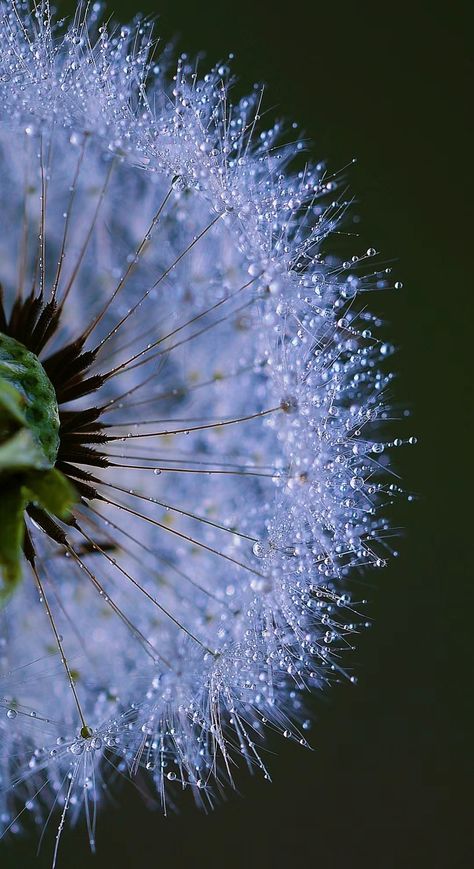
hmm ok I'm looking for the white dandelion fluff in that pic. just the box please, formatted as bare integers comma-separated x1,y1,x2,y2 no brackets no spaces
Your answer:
0,0,410,858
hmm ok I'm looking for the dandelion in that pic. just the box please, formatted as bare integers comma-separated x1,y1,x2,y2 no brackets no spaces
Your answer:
0,0,408,859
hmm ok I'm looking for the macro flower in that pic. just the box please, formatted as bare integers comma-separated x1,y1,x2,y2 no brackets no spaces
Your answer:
0,0,408,860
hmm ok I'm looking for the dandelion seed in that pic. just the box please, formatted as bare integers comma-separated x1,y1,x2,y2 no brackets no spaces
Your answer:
0,0,410,858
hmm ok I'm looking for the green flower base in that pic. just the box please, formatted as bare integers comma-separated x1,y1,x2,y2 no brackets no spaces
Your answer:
0,333,76,598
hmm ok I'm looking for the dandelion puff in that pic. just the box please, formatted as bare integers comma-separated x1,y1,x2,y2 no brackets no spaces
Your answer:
0,0,411,857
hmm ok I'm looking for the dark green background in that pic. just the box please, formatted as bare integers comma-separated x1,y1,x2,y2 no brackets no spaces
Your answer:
2,1,471,866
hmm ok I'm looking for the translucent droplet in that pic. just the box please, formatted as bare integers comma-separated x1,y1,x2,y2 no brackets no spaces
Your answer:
252,541,271,558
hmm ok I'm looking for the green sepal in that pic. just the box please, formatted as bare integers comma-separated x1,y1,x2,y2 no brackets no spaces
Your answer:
0,377,28,428
0,334,60,465
23,468,77,520
0,377,52,474
0,340,77,601
0,486,27,599
0,470,77,602
0,427,51,473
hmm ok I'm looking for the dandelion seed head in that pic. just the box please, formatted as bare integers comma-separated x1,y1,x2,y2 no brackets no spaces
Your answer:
0,0,409,850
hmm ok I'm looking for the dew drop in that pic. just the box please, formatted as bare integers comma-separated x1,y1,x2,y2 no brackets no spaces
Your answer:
252,541,271,558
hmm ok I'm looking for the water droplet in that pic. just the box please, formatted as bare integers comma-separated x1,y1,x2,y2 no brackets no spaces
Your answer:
371,443,384,454
252,541,271,558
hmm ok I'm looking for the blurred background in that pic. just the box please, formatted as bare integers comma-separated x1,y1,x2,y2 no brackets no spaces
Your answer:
2,1,471,866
